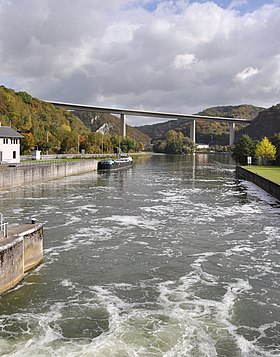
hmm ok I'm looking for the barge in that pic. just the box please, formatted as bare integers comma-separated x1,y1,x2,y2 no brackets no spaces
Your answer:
97,155,133,171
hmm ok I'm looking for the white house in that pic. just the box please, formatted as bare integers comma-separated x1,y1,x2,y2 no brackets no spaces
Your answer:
0,125,23,164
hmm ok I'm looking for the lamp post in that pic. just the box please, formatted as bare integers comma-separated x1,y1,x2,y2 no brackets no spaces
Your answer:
102,133,104,155
77,135,80,154
46,131,49,155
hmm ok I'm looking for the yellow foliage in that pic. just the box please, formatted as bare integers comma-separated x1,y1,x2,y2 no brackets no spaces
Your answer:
255,137,276,164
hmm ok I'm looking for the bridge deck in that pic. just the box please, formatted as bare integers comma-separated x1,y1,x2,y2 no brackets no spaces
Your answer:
47,101,252,124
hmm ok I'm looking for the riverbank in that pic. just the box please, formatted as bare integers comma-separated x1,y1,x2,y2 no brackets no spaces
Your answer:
0,159,98,190
0,153,152,190
242,165,280,184
236,165,280,200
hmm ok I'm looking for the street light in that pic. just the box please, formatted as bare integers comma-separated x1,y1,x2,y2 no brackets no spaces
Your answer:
77,134,80,154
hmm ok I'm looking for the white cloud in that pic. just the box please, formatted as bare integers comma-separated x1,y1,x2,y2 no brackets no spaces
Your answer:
173,53,198,69
234,66,259,82
0,0,280,125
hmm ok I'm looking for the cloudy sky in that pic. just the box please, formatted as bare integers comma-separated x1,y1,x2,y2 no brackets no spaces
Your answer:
1,0,280,125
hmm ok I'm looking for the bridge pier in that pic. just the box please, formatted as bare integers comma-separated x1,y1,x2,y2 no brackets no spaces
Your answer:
229,122,235,146
121,114,126,137
190,120,196,144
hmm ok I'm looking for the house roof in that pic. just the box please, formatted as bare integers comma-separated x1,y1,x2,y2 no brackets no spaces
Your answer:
0,126,23,138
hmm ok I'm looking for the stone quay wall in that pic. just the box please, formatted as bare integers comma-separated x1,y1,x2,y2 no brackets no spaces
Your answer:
0,159,98,190
0,224,44,294
236,166,280,200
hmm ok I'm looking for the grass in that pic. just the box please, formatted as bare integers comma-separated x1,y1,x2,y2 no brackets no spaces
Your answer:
242,165,280,184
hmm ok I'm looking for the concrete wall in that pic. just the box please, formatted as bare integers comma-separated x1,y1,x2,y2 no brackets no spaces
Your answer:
0,159,98,190
236,166,280,200
0,238,24,294
0,224,44,294
23,226,44,272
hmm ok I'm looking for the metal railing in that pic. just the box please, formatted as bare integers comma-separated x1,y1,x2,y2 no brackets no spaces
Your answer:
20,153,110,161
0,213,8,239
19,153,113,166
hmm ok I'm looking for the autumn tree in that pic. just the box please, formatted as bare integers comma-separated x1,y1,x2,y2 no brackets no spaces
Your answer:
255,137,276,165
21,132,35,154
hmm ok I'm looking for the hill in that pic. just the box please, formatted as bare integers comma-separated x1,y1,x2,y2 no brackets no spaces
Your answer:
136,105,264,145
72,110,150,145
0,86,150,154
0,86,90,153
236,104,280,140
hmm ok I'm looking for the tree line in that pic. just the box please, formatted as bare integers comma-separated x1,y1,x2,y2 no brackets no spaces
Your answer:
0,87,144,155
153,130,195,154
232,133,280,165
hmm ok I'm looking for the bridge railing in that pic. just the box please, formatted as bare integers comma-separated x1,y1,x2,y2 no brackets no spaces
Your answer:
20,153,112,162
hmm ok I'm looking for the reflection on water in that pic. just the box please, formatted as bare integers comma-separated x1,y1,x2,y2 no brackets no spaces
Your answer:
0,153,279,357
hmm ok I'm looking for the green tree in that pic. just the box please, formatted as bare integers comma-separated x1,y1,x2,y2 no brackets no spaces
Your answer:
120,137,138,153
270,133,280,165
165,130,183,154
232,134,256,164
255,137,276,165
182,137,195,154
16,91,33,105
153,140,166,153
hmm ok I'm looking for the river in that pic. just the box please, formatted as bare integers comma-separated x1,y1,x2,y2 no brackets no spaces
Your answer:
0,153,279,357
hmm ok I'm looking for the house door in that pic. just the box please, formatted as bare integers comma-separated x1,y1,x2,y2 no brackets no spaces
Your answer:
0,151,2,163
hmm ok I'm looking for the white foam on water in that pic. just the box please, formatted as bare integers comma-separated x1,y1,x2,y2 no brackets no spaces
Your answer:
72,204,98,214
60,279,76,289
1,273,278,357
261,226,280,245
155,274,269,356
230,245,256,253
156,189,201,204
103,215,163,231
140,205,175,216
0,303,65,357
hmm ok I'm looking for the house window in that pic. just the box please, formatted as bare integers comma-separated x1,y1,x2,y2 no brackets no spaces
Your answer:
13,151,16,159
4,138,9,144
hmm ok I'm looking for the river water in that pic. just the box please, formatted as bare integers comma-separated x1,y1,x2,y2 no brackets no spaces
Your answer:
0,153,279,357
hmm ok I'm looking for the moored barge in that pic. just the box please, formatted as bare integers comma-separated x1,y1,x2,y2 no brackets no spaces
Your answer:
97,155,133,171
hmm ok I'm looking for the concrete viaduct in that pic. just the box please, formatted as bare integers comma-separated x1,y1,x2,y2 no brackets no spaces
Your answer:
47,101,252,145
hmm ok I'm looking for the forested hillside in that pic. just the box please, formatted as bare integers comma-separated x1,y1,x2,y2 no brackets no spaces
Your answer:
0,86,90,153
0,86,149,154
72,110,150,145
136,105,264,145
236,104,280,140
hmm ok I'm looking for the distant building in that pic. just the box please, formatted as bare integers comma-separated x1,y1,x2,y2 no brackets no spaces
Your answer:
196,143,209,150
0,125,23,164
